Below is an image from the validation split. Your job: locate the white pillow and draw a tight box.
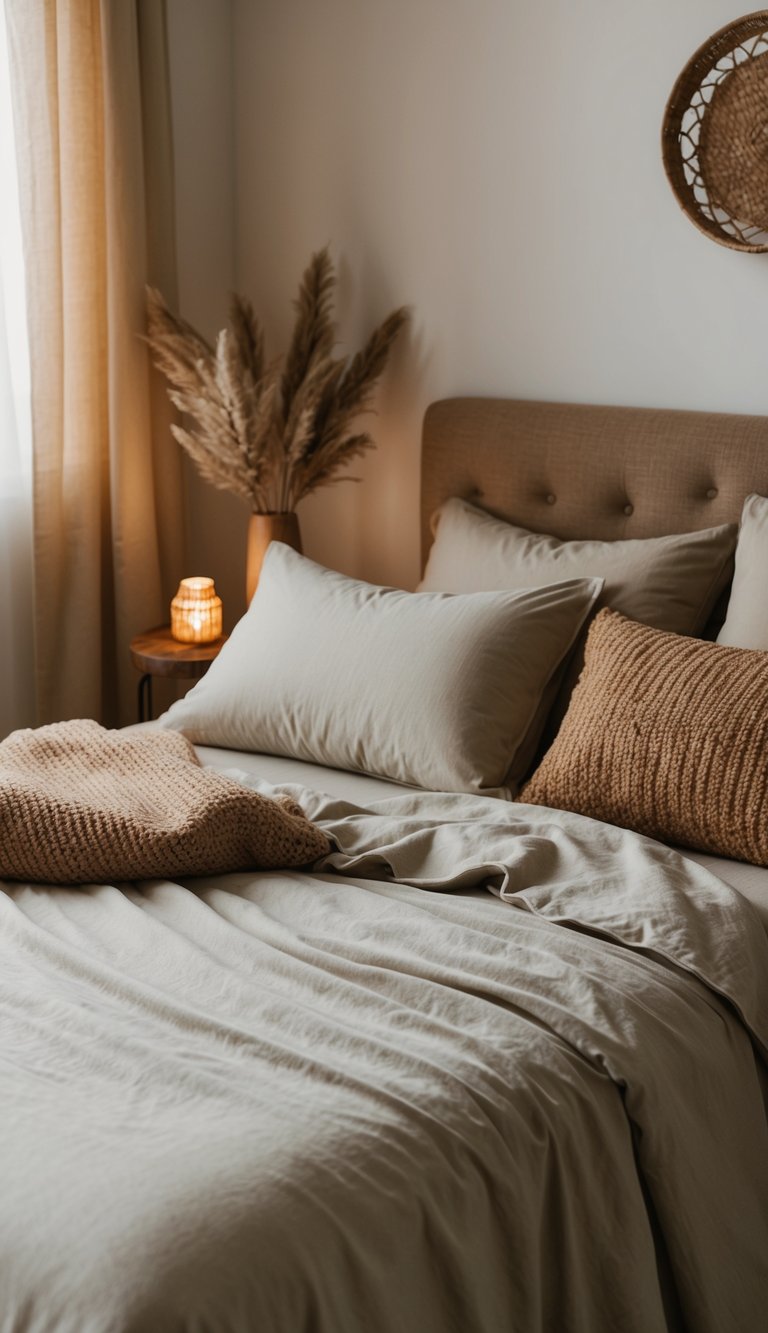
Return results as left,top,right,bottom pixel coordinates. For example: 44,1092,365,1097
718,494,768,649
160,544,602,797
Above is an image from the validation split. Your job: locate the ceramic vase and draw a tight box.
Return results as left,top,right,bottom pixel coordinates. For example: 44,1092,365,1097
246,512,303,603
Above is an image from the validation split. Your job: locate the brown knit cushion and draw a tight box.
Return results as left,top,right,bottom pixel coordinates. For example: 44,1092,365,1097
519,608,768,866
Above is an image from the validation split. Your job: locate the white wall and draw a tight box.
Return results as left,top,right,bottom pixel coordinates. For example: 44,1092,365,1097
166,0,248,627
170,0,768,599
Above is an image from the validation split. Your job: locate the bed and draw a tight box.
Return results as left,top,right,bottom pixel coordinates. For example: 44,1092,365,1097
2,397,768,1333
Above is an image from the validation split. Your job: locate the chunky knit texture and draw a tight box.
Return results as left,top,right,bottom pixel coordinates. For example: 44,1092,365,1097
519,608,768,866
0,720,330,883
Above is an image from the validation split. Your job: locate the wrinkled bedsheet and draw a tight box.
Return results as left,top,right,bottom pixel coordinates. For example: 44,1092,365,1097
1,782,767,1333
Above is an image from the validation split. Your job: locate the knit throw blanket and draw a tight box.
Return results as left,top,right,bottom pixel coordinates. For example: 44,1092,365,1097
0,720,330,884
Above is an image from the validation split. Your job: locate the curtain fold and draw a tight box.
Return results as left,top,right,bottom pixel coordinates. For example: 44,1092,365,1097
0,228,35,740
6,0,184,726
0,0,34,740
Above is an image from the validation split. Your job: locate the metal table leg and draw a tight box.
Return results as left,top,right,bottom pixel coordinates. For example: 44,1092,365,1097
138,673,153,723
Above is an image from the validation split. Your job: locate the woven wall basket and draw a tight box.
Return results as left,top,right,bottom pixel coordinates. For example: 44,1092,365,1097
662,11,768,251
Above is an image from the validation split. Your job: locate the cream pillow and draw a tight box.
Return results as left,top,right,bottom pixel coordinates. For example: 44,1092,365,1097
420,497,736,635
718,494,768,649
160,544,602,797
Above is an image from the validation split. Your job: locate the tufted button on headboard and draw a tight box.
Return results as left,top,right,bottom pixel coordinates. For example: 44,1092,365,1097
421,397,768,565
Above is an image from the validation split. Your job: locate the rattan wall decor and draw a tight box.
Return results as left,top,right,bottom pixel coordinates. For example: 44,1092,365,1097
662,11,768,251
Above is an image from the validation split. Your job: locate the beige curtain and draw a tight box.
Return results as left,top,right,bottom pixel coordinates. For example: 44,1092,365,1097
6,0,184,725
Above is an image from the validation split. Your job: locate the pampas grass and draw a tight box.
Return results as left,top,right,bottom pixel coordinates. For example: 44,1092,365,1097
146,248,408,513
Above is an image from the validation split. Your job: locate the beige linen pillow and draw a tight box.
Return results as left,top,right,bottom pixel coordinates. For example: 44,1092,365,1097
420,497,736,764
718,493,768,649
420,497,736,635
160,543,602,797
520,608,768,867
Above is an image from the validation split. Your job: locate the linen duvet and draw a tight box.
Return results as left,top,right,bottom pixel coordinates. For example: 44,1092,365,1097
1,763,767,1333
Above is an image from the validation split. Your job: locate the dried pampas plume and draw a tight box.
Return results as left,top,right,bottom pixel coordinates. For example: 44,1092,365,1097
145,249,408,513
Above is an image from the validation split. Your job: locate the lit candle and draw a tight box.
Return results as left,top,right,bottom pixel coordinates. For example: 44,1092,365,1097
170,577,223,644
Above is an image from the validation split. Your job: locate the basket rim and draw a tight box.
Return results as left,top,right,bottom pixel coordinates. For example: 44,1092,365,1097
661,10,768,251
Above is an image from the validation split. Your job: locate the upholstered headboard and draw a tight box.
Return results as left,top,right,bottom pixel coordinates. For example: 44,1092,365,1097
421,397,768,564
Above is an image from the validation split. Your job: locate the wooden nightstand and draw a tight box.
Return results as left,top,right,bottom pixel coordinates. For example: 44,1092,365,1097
130,626,228,722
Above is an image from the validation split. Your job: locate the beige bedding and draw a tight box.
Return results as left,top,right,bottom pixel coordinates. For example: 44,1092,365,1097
2,769,767,1332
199,743,768,932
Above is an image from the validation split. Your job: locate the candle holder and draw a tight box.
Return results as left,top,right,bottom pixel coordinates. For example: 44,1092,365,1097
170,577,223,644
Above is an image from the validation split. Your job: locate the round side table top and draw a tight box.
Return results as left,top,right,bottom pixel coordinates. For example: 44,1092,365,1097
130,626,229,679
